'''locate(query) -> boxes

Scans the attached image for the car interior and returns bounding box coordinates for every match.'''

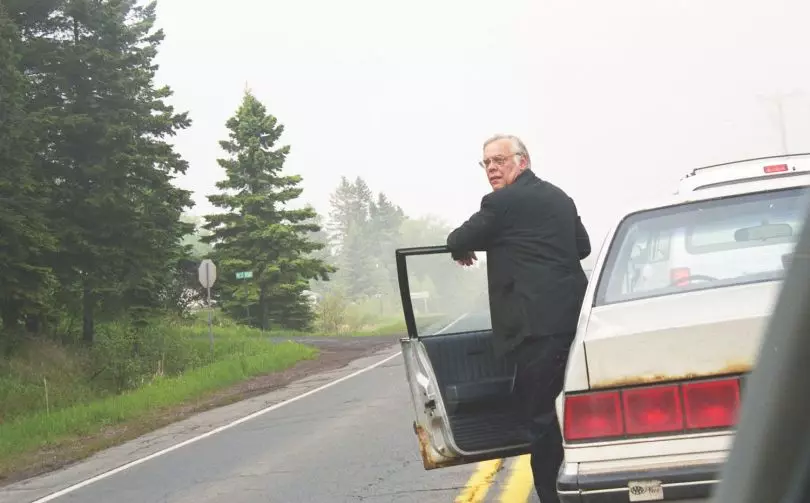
[601,190,806,304]
[420,331,526,451]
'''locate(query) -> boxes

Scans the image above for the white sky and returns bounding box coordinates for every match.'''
[153,0,810,252]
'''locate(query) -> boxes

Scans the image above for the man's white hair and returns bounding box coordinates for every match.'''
[482,134,531,168]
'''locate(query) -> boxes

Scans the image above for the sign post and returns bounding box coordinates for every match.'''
[235,271,253,324]
[198,259,217,355]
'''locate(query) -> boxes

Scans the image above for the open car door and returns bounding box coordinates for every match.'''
[396,245,531,470]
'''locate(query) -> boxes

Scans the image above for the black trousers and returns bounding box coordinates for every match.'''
[507,334,573,503]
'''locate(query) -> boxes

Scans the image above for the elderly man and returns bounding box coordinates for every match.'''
[446,134,590,503]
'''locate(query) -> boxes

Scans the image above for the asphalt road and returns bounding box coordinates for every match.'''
[0,314,540,503]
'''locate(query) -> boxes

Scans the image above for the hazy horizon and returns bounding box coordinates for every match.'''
[153,0,810,252]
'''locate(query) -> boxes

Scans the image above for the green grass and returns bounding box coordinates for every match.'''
[0,315,319,478]
[0,309,447,480]
[185,308,405,338]
[0,341,314,468]
[337,313,449,336]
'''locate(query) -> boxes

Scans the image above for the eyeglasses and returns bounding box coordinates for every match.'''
[479,153,522,169]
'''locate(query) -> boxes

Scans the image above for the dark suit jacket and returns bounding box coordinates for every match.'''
[446,169,591,357]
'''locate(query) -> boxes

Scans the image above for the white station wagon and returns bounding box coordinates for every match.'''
[555,154,810,502]
[393,153,810,503]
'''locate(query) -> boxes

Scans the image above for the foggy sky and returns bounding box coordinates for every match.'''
[152,0,810,258]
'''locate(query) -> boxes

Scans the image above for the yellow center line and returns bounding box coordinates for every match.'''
[454,458,505,503]
[498,455,534,503]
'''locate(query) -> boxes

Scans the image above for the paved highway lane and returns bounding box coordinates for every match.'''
[0,317,541,503]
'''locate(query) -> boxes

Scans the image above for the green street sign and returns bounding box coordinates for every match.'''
[235,271,253,280]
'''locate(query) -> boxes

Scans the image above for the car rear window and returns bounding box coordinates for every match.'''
[594,187,810,306]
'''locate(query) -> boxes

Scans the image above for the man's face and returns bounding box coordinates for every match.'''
[481,139,526,191]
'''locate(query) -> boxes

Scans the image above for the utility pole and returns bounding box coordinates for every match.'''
[757,91,804,155]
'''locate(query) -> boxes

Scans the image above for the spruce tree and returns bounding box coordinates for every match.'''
[0,5,56,332]
[202,91,333,331]
[25,0,194,342]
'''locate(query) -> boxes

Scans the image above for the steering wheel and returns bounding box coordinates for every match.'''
[671,274,718,286]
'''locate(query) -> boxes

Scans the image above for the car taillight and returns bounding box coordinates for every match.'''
[623,384,683,435]
[563,391,623,441]
[682,379,740,429]
[563,377,741,442]
[670,267,690,286]
[764,163,789,173]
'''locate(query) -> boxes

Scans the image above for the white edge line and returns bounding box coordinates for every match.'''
[30,350,403,503]
[431,313,468,335]
[32,314,469,502]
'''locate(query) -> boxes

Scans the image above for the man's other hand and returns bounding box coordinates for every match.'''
[455,251,477,267]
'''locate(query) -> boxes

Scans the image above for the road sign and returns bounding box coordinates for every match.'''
[235,271,253,280]
[198,259,217,354]
[198,259,217,289]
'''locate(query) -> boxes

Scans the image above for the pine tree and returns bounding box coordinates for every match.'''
[327,176,352,244]
[303,210,331,263]
[326,176,381,299]
[0,5,57,332]
[27,0,194,342]
[327,175,372,251]
[337,220,379,298]
[368,192,405,296]
[202,91,333,331]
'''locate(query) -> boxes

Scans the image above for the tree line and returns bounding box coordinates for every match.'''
[0,0,333,343]
[0,0,484,346]
[0,0,203,344]
[306,176,489,331]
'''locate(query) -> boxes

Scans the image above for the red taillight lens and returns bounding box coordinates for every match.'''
[623,385,684,435]
[682,378,740,429]
[563,376,743,442]
[764,164,789,173]
[564,391,623,441]
[670,267,690,286]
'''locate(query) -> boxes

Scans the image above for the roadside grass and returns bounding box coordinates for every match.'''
[0,340,314,475]
[0,316,317,481]
[335,313,449,337]
[0,309,449,481]
[185,309,416,338]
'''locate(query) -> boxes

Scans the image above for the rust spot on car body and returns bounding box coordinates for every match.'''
[590,362,753,389]
[413,422,465,470]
